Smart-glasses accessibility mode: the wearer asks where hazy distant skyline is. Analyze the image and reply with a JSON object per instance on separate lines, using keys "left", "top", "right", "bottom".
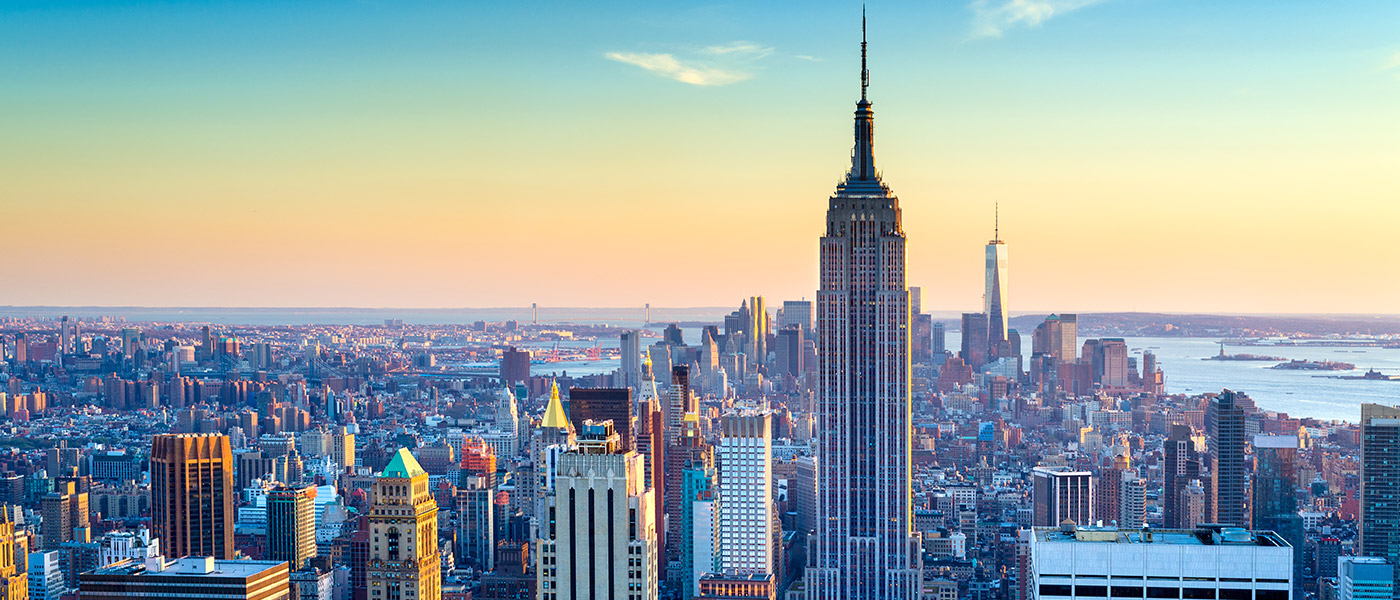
{"left": 3, "top": 1, "right": 1398, "bottom": 313}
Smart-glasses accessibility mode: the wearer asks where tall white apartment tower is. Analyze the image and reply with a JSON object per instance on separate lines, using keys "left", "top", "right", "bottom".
{"left": 715, "top": 411, "right": 775, "bottom": 575}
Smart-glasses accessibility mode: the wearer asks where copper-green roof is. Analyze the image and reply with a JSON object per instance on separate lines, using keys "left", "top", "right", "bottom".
{"left": 381, "top": 448, "right": 426, "bottom": 478}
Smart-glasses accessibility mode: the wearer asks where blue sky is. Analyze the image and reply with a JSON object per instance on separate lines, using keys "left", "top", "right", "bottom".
{"left": 1, "top": 1, "right": 1398, "bottom": 312}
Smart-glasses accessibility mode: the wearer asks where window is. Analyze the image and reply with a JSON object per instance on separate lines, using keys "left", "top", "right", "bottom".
{"left": 1076, "top": 586, "right": 1108, "bottom": 597}
{"left": 1219, "top": 590, "right": 1250, "bottom": 600}
{"left": 1255, "top": 591, "right": 1289, "bottom": 600}
{"left": 1146, "top": 588, "right": 1180, "bottom": 599}
{"left": 1040, "top": 585, "right": 1073, "bottom": 597}
{"left": 1113, "top": 588, "right": 1144, "bottom": 598}
{"left": 1182, "top": 589, "right": 1215, "bottom": 600}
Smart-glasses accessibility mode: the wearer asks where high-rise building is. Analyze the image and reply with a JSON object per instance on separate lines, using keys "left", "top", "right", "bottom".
{"left": 1031, "top": 466, "right": 1093, "bottom": 527}
{"left": 1118, "top": 472, "right": 1146, "bottom": 529}
{"left": 666, "top": 366, "right": 696, "bottom": 446}
{"left": 1094, "top": 455, "right": 1129, "bottom": 528}
{"left": 680, "top": 466, "right": 716, "bottom": 600}
{"left": 1031, "top": 314, "right": 1078, "bottom": 364}
{"left": 1253, "top": 435, "right": 1303, "bottom": 596}
{"left": 1162, "top": 424, "right": 1202, "bottom": 529}
{"left": 456, "top": 475, "right": 495, "bottom": 573}
{"left": 367, "top": 449, "right": 440, "bottom": 600}
{"left": 666, "top": 413, "right": 712, "bottom": 570}
{"left": 1360, "top": 403, "right": 1400, "bottom": 580}
{"left": 0, "top": 510, "right": 25, "bottom": 600}
{"left": 985, "top": 224, "right": 1008, "bottom": 353}
{"left": 40, "top": 481, "right": 89, "bottom": 551}
{"left": 779, "top": 301, "right": 814, "bottom": 337}
{"left": 911, "top": 314, "right": 933, "bottom": 364}
{"left": 960, "top": 313, "right": 989, "bottom": 369}
{"left": 567, "top": 388, "right": 632, "bottom": 453}
{"left": 806, "top": 15, "right": 921, "bottom": 598}
{"left": 1208, "top": 390, "right": 1249, "bottom": 527}
{"left": 715, "top": 412, "right": 775, "bottom": 576}
{"left": 932, "top": 322, "right": 946, "bottom": 356}
{"left": 774, "top": 328, "right": 804, "bottom": 378}
{"left": 748, "top": 296, "right": 768, "bottom": 367}
{"left": 266, "top": 484, "right": 317, "bottom": 571}
{"left": 1029, "top": 524, "right": 1292, "bottom": 600}
{"left": 620, "top": 331, "right": 643, "bottom": 391}
{"left": 80, "top": 558, "right": 291, "bottom": 600}
{"left": 1339, "top": 557, "right": 1394, "bottom": 600}
{"left": 536, "top": 420, "right": 658, "bottom": 599}
{"left": 664, "top": 323, "right": 685, "bottom": 346}
{"left": 29, "top": 551, "right": 66, "bottom": 600}
{"left": 151, "top": 433, "right": 234, "bottom": 559}
{"left": 499, "top": 347, "right": 530, "bottom": 385}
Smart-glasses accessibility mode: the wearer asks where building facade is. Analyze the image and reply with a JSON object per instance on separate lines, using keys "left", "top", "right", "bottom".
{"left": 1028, "top": 524, "right": 1292, "bottom": 600}
{"left": 806, "top": 15, "right": 922, "bottom": 599}
{"left": 266, "top": 484, "right": 317, "bottom": 571}
{"left": 150, "top": 433, "right": 234, "bottom": 559}
{"left": 536, "top": 420, "right": 657, "bottom": 600}
{"left": 366, "top": 449, "right": 440, "bottom": 600}
{"left": 715, "top": 412, "right": 774, "bottom": 576}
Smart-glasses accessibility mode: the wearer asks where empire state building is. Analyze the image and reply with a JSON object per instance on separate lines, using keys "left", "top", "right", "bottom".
{"left": 806, "top": 14, "right": 922, "bottom": 600}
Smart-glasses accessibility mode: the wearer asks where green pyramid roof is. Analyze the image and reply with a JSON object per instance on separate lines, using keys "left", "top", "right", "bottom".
{"left": 381, "top": 448, "right": 427, "bottom": 478}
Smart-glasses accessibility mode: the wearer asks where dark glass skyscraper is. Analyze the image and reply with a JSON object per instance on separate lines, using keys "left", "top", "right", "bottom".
{"left": 1208, "top": 389, "right": 1249, "bottom": 527}
{"left": 807, "top": 14, "right": 921, "bottom": 599}
{"left": 1360, "top": 403, "right": 1400, "bottom": 585}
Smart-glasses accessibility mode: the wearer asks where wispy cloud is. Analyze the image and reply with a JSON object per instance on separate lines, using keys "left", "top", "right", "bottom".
{"left": 1385, "top": 51, "right": 1400, "bottom": 77}
{"left": 793, "top": 55, "right": 822, "bottom": 62}
{"left": 604, "top": 52, "right": 752, "bottom": 86}
{"left": 968, "top": 0, "right": 1109, "bottom": 39}
{"left": 701, "top": 41, "right": 774, "bottom": 58}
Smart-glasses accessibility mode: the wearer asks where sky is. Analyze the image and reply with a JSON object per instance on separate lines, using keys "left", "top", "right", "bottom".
{"left": 2, "top": 0, "right": 1398, "bottom": 313}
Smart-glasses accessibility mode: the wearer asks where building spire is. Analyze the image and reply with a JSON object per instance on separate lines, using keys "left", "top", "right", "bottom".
{"left": 995, "top": 202, "right": 1000, "bottom": 243}
{"left": 849, "top": 6, "right": 877, "bottom": 182}
{"left": 861, "top": 4, "right": 868, "bottom": 102}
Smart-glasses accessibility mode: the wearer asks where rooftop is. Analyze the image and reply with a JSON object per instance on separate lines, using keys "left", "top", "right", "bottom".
{"left": 92, "top": 557, "right": 287, "bottom": 578}
{"left": 1034, "top": 525, "right": 1290, "bottom": 548}
{"left": 380, "top": 448, "right": 426, "bottom": 479}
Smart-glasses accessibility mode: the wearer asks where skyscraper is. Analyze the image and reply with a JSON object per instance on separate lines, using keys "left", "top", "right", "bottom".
{"left": 1339, "top": 557, "right": 1395, "bottom": 600}
{"left": 266, "top": 484, "right": 317, "bottom": 571}
{"left": 807, "top": 13, "right": 921, "bottom": 598}
{"left": 666, "top": 413, "right": 712, "bottom": 570}
{"left": 960, "top": 313, "right": 989, "bottom": 368}
{"left": 1360, "top": 403, "right": 1400, "bottom": 580}
{"left": 1208, "top": 389, "right": 1248, "bottom": 527}
{"left": 367, "top": 449, "right": 440, "bottom": 600}
{"left": 779, "top": 300, "right": 814, "bottom": 337}
{"left": 0, "top": 510, "right": 26, "bottom": 600}
{"left": 536, "top": 420, "right": 658, "bottom": 599}
{"left": 715, "top": 411, "right": 775, "bottom": 576}
{"left": 1253, "top": 435, "right": 1303, "bottom": 596}
{"left": 567, "top": 387, "right": 632, "bottom": 452}
{"left": 40, "top": 481, "right": 88, "bottom": 551}
{"left": 1031, "top": 466, "right": 1093, "bottom": 527}
{"left": 1162, "top": 424, "right": 1202, "bottom": 529}
{"left": 151, "top": 433, "right": 234, "bottom": 559}
{"left": 748, "top": 296, "right": 768, "bottom": 367}
{"left": 620, "top": 330, "right": 642, "bottom": 391}
{"left": 985, "top": 217, "right": 1008, "bottom": 353}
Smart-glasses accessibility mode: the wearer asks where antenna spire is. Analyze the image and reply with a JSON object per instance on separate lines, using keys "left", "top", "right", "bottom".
{"left": 995, "top": 202, "right": 1000, "bottom": 242}
{"left": 861, "top": 4, "right": 869, "bottom": 101}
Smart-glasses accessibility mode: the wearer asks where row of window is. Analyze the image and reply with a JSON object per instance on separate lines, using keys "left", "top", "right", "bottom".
{"left": 1039, "top": 585, "right": 1288, "bottom": 600}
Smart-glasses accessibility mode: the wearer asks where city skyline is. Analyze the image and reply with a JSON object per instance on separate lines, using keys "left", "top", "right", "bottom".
{"left": 4, "top": 1, "right": 1399, "bottom": 313}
